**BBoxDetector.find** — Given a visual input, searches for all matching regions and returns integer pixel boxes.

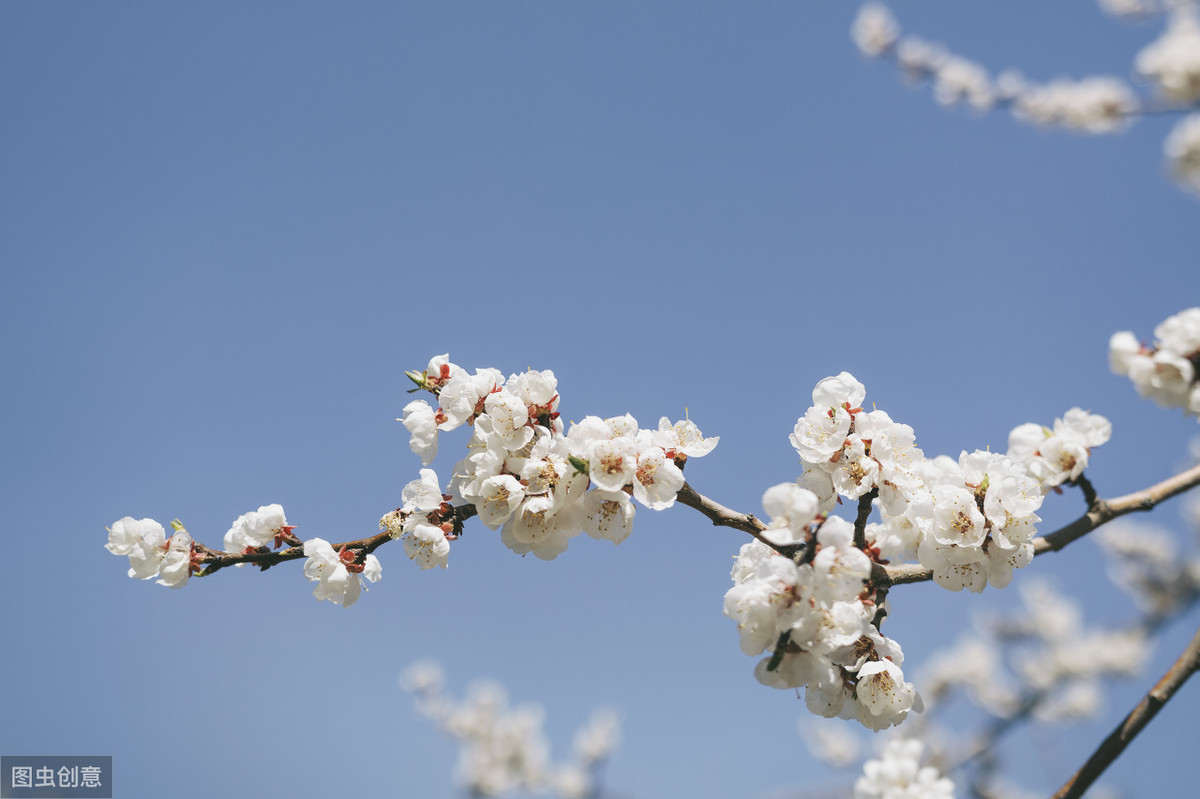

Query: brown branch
[1050,623,1200,799]
[1037,462,1200,554]
[676,481,771,545]
[881,462,1200,586]
[853,488,878,550]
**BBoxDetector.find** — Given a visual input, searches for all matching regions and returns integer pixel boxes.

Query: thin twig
[1050,624,1200,799]
[853,488,879,550]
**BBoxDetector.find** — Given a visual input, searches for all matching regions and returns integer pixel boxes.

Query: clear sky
[2,2,1198,798]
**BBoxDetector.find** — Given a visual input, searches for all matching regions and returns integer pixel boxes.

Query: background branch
[1050,624,1200,799]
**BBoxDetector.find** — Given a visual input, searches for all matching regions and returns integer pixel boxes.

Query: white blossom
[157,530,194,588]
[400,399,440,465]
[855,659,923,729]
[302,537,382,606]
[632,446,684,510]
[580,489,635,545]
[106,516,167,580]
[760,482,820,547]
[476,475,525,529]
[402,521,451,570]
[223,503,289,552]
[651,416,718,458]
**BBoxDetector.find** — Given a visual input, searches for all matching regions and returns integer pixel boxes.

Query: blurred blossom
[803,721,862,768]
[1165,114,1200,194]
[852,3,900,58]
[401,663,620,798]
[1136,8,1200,102]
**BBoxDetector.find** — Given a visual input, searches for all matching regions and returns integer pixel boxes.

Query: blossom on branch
[1111,307,1200,416]
[1007,408,1111,491]
[106,516,167,580]
[223,503,290,553]
[302,537,381,607]
[106,517,197,587]
[400,355,716,565]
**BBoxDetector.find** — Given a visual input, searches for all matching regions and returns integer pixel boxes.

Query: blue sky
[2,2,1199,798]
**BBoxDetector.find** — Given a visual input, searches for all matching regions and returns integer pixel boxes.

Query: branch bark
[1050,623,1200,799]
[676,481,771,543]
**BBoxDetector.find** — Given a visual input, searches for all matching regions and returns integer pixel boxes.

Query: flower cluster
[1110,307,1200,417]
[726,369,1063,723]
[909,451,1044,592]
[854,739,955,799]
[790,371,923,517]
[724,494,922,731]
[1007,408,1111,492]
[789,371,1046,593]
[105,517,195,589]
[401,662,619,798]
[396,354,717,567]
[380,468,458,569]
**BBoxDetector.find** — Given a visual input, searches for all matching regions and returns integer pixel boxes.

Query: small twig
[766,631,791,672]
[853,488,878,550]
[1050,624,1200,799]
[869,563,891,629]
[1073,474,1098,508]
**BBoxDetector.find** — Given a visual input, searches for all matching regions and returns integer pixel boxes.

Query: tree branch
[1050,623,1200,799]
[882,462,1200,586]
[676,481,771,544]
